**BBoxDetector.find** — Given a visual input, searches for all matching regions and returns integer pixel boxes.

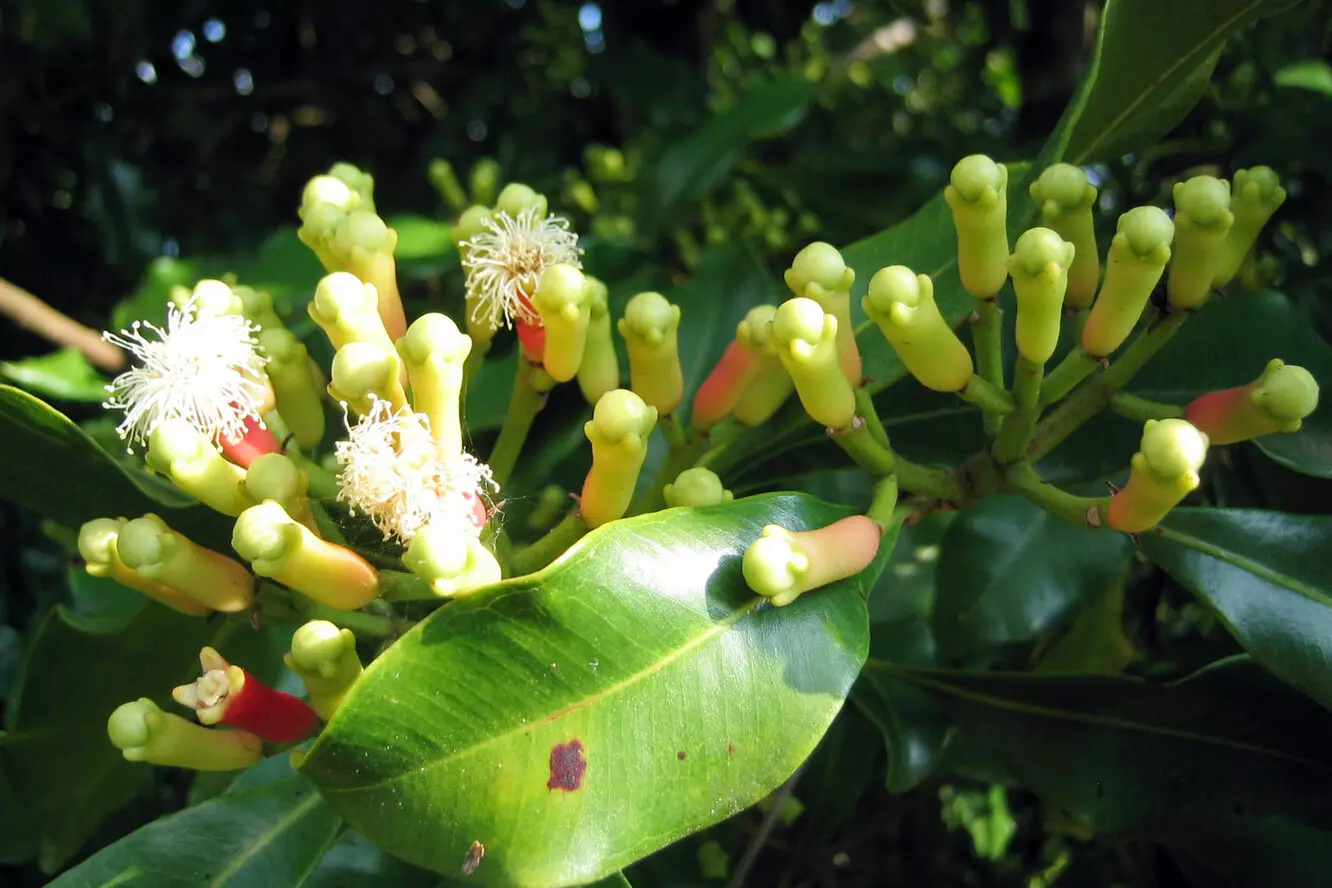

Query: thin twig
[727,761,808,888]
[0,277,126,372]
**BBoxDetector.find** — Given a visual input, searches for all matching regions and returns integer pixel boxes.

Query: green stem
[993,356,1044,464]
[513,511,589,575]
[898,460,967,501]
[259,583,395,637]
[854,387,891,449]
[958,374,1015,414]
[376,568,438,603]
[1002,462,1108,527]
[488,361,544,485]
[295,453,340,500]
[1110,392,1182,423]
[1027,313,1189,463]
[833,419,895,476]
[1039,347,1099,405]
[867,475,900,531]
[971,298,1005,435]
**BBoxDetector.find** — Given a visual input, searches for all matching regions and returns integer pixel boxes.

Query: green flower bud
[397,312,471,456]
[618,292,684,416]
[327,162,375,212]
[285,620,364,720]
[1029,163,1100,308]
[1105,418,1209,533]
[454,205,495,247]
[428,158,468,212]
[771,298,857,429]
[78,518,213,616]
[784,242,860,383]
[233,501,379,610]
[108,698,262,771]
[742,515,881,607]
[330,211,406,341]
[145,419,253,516]
[663,467,733,508]
[730,306,794,426]
[863,266,974,392]
[1183,358,1319,445]
[244,453,316,531]
[532,264,591,383]
[693,305,779,430]
[944,155,1010,299]
[495,182,547,218]
[258,328,326,450]
[298,175,360,270]
[328,342,408,416]
[469,158,502,206]
[1008,227,1075,364]
[234,285,284,333]
[310,272,397,354]
[187,279,245,318]
[1167,175,1234,311]
[402,524,502,598]
[118,514,254,612]
[1082,206,1174,358]
[581,389,658,528]
[577,276,620,405]
[1214,166,1286,287]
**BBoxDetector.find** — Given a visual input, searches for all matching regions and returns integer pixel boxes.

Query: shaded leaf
[1274,59,1332,97]
[0,349,109,403]
[301,494,886,886]
[304,830,441,888]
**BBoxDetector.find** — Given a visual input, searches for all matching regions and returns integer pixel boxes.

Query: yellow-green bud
[532,264,591,383]
[1214,166,1286,287]
[244,453,316,532]
[118,514,254,612]
[495,182,547,218]
[581,389,658,528]
[1183,358,1319,445]
[1082,206,1174,358]
[402,524,502,598]
[328,342,408,416]
[1008,227,1075,364]
[309,272,396,354]
[770,298,857,429]
[108,698,262,771]
[397,312,471,456]
[663,467,733,508]
[187,279,245,318]
[742,515,881,607]
[454,205,494,247]
[731,306,794,426]
[298,175,360,270]
[944,155,1010,299]
[1029,163,1100,308]
[863,266,974,392]
[1167,176,1234,311]
[1105,419,1209,533]
[233,501,379,610]
[577,276,620,404]
[618,292,684,416]
[234,285,284,333]
[784,242,860,384]
[285,620,363,720]
[78,518,213,616]
[258,328,326,450]
[469,158,502,206]
[145,420,253,516]
[330,211,406,341]
[428,158,468,212]
[327,162,375,212]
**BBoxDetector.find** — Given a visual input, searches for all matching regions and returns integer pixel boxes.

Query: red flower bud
[218,415,282,469]
[173,647,318,743]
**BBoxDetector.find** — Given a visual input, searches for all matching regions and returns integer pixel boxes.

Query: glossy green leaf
[864,657,1332,835]
[390,213,461,282]
[304,830,441,888]
[46,774,342,888]
[1053,0,1304,164]
[0,349,109,403]
[1139,508,1332,711]
[0,386,231,547]
[931,495,1132,663]
[1274,59,1332,97]
[301,494,886,886]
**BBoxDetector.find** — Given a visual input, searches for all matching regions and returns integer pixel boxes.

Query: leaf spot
[547,739,586,791]
[677,750,687,760]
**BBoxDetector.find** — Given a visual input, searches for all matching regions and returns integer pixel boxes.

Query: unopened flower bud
[664,467,733,508]
[944,155,1010,299]
[402,523,503,597]
[1082,206,1174,357]
[232,501,379,610]
[298,175,360,269]
[258,328,326,450]
[1029,164,1099,308]
[1167,176,1234,311]
[581,389,657,528]
[494,182,547,218]
[742,515,880,607]
[173,646,319,743]
[532,264,591,383]
[864,266,974,392]
[234,285,284,334]
[118,514,254,612]
[108,698,262,771]
[428,158,468,212]
[327,162,375,212]
[396,313,471,456]
[1009,227,1075,364]
[245,453,316,532]
[329,342,408,416]
[1105,418,1209,533]
[188,279,245,318]
[310,272,397,354]
[285,620,364,720]
[469,158,502,206]
[217,414,282,470]
[784,243,860,384]
[1183,359,1318,445]
[454,205,494,252]
[771,298,856,429]
[618,292,684,416]
[694,305,779,430]
[78,518,213,616]
[1214,166,1286,287]
[326,211,406,340]
[577,276,620,404]
[145,419,253,516]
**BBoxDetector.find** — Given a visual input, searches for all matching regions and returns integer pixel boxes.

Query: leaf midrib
[207,791,325,887]
[1156,524,1332,608]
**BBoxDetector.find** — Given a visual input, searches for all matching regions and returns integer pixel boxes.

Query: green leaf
[301,493,885,886]
[863,657,1332,836]
[0,349,109,403]
[1139,508,1332,711]
[0,742,41,865]
[46,774,342,888]
[1052,0,1304,164]
[389,213,460,282]
[1274,59,1332,97]
[931,495,1132,662]
[304,830,441,888]
[0,386,231,547]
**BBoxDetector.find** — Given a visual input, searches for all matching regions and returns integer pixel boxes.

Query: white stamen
[461,206,582,333]
[102,298,269,450]
[334,399,496,543]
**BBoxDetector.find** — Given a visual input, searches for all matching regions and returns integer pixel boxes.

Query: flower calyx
[618,291,685,416]
[285,620,364,720]
[1183,359,1319,445]
[742,515,881,607]
[863,265,974,392]
[1105,418,1209,533]
[108,698,262,771]
[771,297,856,430]
[173,646,319,743]
[581,389,658,528]
[944,154,1010,300]
[232,501,380,610]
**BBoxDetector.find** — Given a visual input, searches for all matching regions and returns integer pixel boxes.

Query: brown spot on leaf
[727,744,735,754]
[547,739,587,791]
[461,841,485,876]
[677,751,687,760]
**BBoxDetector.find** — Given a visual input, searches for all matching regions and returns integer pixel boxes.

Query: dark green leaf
[0,349,109,403]
[931,495,1131,662]
[0,741,41,865]
[46,774,342,888]
[301,494,883,886]
[1140,508,1332,711]
[304,830,441,888]
[1171,817,1332,888]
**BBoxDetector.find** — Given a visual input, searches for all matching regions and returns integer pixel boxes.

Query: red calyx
[220,670,320,743]
[218,416,282,468]
[515,292,546,362]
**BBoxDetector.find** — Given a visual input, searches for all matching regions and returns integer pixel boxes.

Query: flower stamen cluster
[462,205,583,333]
